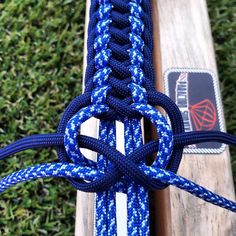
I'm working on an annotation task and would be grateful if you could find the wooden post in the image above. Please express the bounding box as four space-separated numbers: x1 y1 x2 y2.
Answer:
152 0 236 235
75 0 236 235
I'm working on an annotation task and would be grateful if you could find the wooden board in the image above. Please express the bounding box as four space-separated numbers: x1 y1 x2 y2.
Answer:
75 0 236 235
152 0 236 235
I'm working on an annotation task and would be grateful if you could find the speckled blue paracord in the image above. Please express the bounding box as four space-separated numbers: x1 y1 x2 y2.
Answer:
0 0 236 235
64 1 161 234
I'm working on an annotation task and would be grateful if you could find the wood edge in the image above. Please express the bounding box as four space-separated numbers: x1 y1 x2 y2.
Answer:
152 0 162 92
75 1 95 236
151 1 172 235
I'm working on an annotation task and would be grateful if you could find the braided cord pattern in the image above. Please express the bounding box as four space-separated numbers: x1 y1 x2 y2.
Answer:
87 0 156 234
0 0 236 235
126 1 149 234
89 1 118 234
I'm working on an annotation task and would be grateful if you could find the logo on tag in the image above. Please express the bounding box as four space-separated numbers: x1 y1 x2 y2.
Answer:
164 69 225 154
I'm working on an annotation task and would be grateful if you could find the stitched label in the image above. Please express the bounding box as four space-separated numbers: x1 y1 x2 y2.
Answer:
164 68 225 154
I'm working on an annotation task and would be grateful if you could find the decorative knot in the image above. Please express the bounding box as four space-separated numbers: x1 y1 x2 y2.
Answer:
63 101 174 191
56 90 185 190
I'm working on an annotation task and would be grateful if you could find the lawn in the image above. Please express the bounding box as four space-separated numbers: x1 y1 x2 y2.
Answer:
208 0 236 184
0 1 85 235
0 0 235 235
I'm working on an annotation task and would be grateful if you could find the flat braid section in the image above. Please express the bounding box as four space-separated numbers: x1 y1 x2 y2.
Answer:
84 0 155 120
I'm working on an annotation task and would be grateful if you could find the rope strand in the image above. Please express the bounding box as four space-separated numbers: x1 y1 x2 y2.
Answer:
0 0 235 235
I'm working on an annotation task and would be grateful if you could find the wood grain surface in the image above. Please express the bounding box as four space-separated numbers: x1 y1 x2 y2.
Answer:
153 0 236 235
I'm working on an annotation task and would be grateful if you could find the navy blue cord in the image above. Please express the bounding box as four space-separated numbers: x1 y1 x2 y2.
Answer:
1 131 236 165
0 130 236 210
56 90 185 190
0 0 235 234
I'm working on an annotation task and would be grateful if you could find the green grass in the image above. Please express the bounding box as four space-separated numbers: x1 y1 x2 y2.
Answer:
0 0 85 235
0 0 235 235
208 0 236 184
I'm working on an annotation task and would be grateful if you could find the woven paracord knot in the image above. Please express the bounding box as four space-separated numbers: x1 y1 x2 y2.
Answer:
56 0 185 190
84 0 155 120
63 0 175 203
64 103 174 190
57 89 185 191
0 1 235 233
128 0 148 105
62 0 176 194
91 1 113 105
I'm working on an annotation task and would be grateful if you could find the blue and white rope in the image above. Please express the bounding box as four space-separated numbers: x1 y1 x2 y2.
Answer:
0 0 235 235
91 1 117 235
96 121 117 235
0 120 235 212
126 1 150 234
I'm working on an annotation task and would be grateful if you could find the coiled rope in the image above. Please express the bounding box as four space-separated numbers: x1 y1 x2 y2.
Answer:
0 0 235 235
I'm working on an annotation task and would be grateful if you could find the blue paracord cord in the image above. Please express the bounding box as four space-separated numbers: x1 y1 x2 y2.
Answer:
1 130 236 213
0 0 236 235
127 1 150 234
90 2 117 234
0 131 236 205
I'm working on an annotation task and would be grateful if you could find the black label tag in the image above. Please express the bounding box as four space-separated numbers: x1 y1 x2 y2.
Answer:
164 69 225 154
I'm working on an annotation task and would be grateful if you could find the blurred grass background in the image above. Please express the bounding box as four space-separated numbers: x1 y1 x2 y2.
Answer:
0 0 235 235
208 0 236 185
0 1 85 235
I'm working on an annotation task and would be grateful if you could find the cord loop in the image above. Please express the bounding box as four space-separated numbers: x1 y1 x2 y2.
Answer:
64 102 173 191
56 89 184 190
